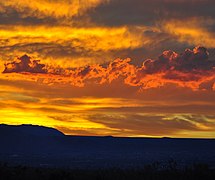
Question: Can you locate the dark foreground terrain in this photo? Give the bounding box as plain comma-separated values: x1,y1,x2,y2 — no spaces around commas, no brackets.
1,163,215,180
0,124,215,169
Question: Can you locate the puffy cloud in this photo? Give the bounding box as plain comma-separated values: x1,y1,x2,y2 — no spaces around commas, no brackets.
127,46,215,90
124,46,215,89
142,46,212,72
2,46,215,90
3,54,47,73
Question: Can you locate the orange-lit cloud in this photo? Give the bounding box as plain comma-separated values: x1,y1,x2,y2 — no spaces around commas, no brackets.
3,46,215,90
1,86,215,137
0,25,143,52
3,54,47,73
0,0,109,19
0,25,150,67
163,18,215,48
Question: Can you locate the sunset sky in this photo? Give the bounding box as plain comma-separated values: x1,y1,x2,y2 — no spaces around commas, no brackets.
0,0,215,138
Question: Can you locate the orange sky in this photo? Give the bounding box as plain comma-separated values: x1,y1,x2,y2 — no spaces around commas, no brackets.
0,0,215,138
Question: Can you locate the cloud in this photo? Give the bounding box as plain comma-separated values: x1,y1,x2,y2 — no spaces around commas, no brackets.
125,47,215,90
143,46,213,72
0,25,147,67
89,0,215,27
1,76,215,137
84,113,215,136
162,18,215,48
2,46,215,90
0,0,215,68
3,54,47,73
0,0,109,19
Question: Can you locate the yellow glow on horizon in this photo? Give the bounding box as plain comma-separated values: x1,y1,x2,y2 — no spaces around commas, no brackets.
0,108,53,127
0,107,108,132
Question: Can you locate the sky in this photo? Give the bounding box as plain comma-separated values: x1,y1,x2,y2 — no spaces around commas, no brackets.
0,0,215,138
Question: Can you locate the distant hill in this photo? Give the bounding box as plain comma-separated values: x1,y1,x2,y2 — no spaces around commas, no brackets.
0,124,64,137
0,124,215,168
0,124,65,157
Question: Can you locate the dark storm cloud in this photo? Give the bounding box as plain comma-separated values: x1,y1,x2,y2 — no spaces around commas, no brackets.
142,46,214,73
89,0,215,28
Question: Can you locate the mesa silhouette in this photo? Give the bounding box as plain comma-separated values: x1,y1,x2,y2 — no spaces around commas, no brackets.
0,124,215,168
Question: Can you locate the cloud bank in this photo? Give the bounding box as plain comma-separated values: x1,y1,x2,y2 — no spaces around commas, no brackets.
3,46,215,90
